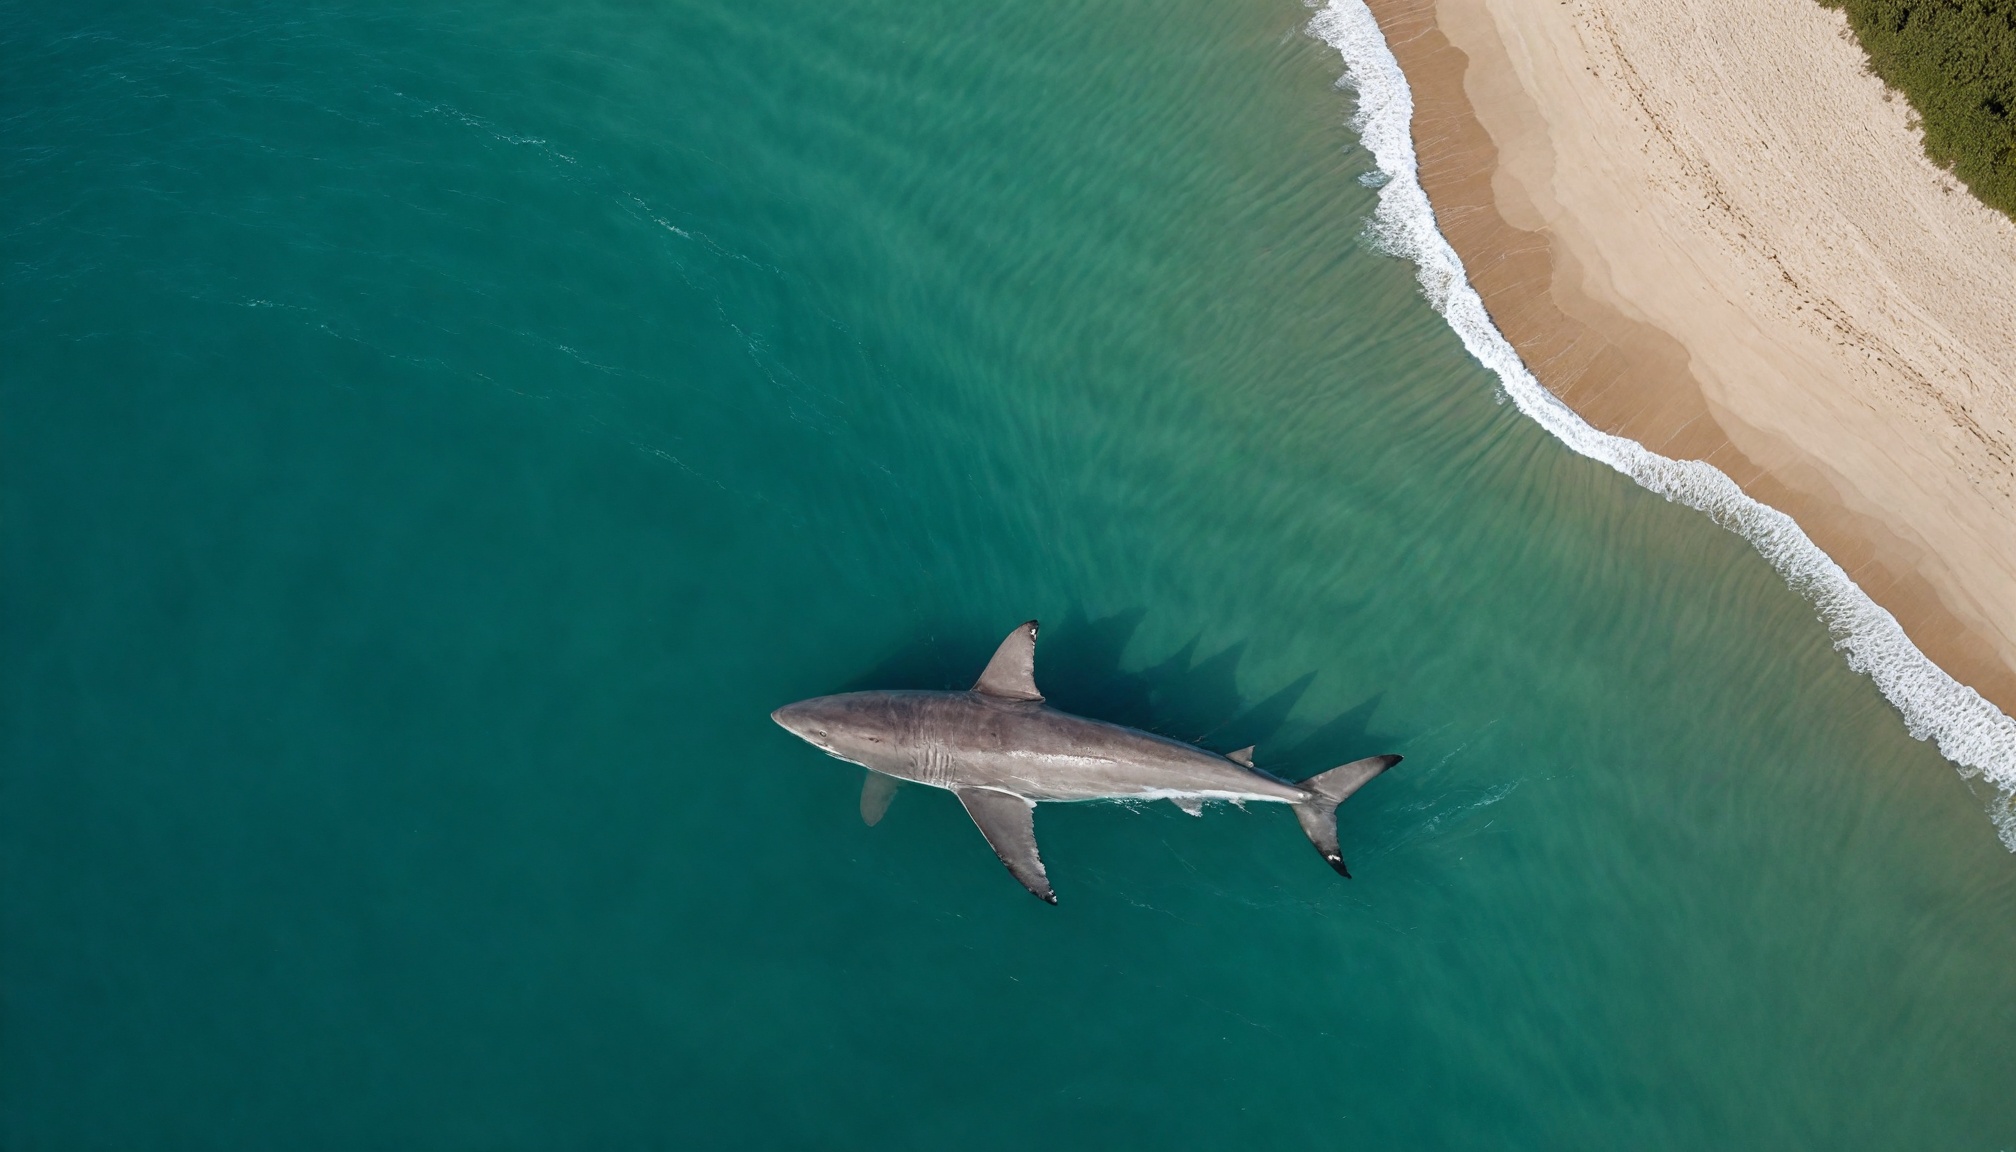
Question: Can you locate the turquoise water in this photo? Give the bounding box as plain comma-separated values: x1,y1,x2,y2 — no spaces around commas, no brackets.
4,0,2013,1146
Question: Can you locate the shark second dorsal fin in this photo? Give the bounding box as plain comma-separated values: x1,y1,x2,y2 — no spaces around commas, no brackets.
973,620,1043,702
1228,746,1255,767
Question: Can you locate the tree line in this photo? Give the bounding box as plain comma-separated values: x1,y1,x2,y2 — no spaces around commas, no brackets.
1822,0,2016,218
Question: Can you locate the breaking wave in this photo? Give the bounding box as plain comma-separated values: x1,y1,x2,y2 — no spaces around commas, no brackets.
1307,0,2016,848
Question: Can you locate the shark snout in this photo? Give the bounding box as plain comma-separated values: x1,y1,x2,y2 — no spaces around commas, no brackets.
774,694,891,767
771,700,829,746
771,702,807,735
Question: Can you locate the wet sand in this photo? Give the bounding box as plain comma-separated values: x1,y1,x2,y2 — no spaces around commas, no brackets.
1360,0,2016,713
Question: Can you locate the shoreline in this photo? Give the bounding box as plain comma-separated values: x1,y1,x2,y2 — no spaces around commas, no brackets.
1306,0,2016,839
1355,0,2016,715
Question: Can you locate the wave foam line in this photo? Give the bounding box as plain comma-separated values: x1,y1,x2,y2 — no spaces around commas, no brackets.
1308,0,2016,848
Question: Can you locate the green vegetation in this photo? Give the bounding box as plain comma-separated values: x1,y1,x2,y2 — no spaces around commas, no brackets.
1821,0,2016,218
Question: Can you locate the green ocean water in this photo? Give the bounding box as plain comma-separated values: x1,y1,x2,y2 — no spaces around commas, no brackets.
4,0,2014,1146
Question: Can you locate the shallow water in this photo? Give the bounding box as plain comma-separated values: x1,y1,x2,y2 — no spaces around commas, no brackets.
4,0,2013,1146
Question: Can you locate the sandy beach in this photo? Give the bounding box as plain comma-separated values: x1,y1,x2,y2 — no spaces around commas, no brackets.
1361,0,2016,712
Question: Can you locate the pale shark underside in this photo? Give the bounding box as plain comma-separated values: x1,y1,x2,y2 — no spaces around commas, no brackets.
772,621,1401,903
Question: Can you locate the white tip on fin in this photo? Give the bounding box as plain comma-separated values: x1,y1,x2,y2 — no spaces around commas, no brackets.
1172,795,1204,817
1228,746,1255,768
973,620,1043,702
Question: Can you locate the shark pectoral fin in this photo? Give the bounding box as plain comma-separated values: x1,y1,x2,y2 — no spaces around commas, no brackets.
1227,746,1255,768
1171,795,1204,817
972,621,1044,702
955,787,1055,904
860,771,900,826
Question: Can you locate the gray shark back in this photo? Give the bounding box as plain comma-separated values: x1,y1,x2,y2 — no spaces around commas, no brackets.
772,620,1401,902
819,689,1308,803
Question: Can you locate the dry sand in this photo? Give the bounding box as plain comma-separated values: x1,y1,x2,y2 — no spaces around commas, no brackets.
1361,0,2016,712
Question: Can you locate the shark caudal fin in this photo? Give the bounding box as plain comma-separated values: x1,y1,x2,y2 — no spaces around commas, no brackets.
1292,755,1402,879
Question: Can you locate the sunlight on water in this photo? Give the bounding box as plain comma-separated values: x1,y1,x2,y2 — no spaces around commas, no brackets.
4,0,2012,1146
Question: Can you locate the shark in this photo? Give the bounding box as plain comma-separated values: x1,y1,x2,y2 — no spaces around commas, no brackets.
771,620,1401,903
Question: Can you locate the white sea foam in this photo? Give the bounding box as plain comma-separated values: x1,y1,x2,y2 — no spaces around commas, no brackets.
1307,0,2016,848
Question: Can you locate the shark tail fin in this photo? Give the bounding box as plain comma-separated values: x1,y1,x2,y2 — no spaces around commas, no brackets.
1292,755,1402,879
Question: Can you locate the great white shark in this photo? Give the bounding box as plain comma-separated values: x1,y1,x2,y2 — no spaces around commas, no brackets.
772,621,1401,903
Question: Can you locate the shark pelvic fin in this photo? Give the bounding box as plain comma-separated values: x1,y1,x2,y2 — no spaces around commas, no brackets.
972,620,1043,702
955,787,1055,903
1171,795,1204,817
860,770,900,826
1227,746,1255,768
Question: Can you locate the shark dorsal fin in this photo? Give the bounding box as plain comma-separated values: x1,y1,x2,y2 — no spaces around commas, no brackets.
1228,746,1255,767
973,620,1043,702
